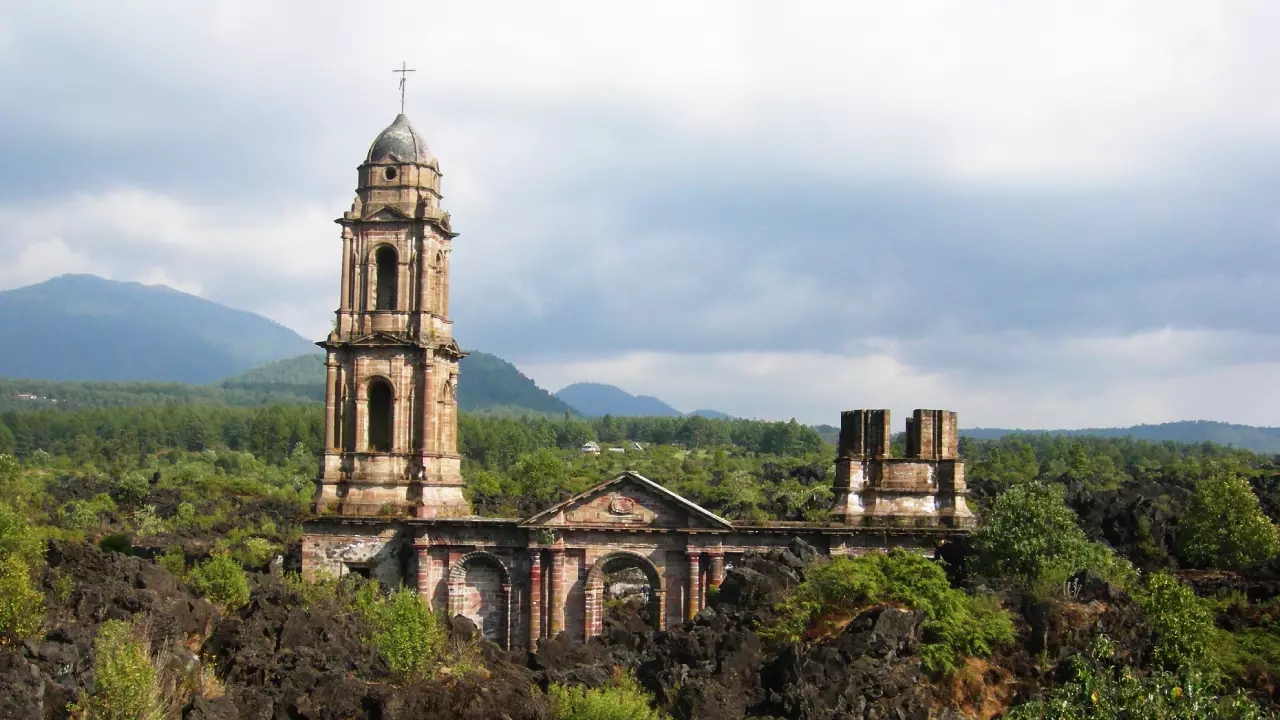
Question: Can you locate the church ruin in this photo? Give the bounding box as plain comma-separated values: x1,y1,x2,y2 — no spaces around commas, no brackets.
301,112,974,649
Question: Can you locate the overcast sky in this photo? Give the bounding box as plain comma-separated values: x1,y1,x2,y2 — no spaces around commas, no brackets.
2,1,1278,428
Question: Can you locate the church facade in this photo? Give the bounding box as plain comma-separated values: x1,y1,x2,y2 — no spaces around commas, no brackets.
301,114,974,650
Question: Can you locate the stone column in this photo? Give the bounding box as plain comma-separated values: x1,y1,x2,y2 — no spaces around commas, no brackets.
354,380,368,453
420,356,434,455
528,550,542,648
323,355,338,451
708,552,725,589
414,537,433,607
686,552,701,620
339,231,353,312
418,236,431,315
548,548,565,637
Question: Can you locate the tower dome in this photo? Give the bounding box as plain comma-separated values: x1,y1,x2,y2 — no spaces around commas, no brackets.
365,113,433,165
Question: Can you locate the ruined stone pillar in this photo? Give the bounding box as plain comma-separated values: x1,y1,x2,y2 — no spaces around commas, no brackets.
414,537,433,606
548,548,565,637
708,552,725,589
686,552,701,620
528,550,542,648
323,355,338,451
339,231,353,313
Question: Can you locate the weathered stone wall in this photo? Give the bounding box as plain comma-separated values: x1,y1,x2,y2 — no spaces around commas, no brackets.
303,518,964,650
302,524,411,587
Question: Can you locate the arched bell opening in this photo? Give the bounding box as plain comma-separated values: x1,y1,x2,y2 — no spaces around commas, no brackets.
367,378,394,453
374,245,398,311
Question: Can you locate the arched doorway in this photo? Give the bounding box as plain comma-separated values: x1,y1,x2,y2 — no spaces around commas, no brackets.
585,552,664,638
367,378,393,452
374,246,398,311
448,552,512,648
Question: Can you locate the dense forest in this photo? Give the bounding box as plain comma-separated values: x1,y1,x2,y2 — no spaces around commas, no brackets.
0,401,1278,717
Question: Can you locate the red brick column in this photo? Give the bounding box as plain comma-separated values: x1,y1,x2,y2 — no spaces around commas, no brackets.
502,581,512,650
447,550,464,619
686,552,701,620
709,552,726,589
414,538,433,606
528,550,542,648
548,548,565,637
585,583,602,639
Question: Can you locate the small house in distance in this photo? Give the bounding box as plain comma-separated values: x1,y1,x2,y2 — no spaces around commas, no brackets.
580,441,601,455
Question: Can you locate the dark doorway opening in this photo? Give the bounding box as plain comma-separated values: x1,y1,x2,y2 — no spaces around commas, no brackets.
375,246,398,311
368,379,393,452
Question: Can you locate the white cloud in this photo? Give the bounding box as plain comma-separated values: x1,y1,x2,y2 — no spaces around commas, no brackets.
0,188,341,338
521,327,1280,429
2,1,1280,428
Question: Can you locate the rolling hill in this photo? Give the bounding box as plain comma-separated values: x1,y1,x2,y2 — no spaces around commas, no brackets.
554,382,732,419
962,421,1280,455
0,275,574,415
0,274,315,384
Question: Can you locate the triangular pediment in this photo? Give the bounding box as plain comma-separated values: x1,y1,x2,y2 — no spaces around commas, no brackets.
521,471,732,530
363,205,414,222
348,331,418,347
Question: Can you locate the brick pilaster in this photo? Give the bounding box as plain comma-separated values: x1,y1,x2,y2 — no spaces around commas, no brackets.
709,552,726,589
549,548,565,637
414,537,433,607
528,550,542,648
686,552,702,620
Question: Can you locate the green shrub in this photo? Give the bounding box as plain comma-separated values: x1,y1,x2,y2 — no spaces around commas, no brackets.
171,502,196,529
99,533,133,555
132,505,167,537
233,537,277,569
1138,572,1215,671
0,503,45,569
549,672,665,720
60,493,117,531
113,471,152,504
73,620,163,720
970,482,1134,593
1007,636,1265,720
187,554,250,611
356,585,443,679
0,553,44,643
157,546,186,578
764,549,1013,674
1178,469,1280,570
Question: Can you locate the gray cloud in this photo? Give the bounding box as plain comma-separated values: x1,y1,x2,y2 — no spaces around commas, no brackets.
2,0,1280,426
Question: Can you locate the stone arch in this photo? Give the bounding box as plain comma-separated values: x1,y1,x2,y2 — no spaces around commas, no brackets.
447,551,512,648
366,376,394,453
585,551,664,638
373,244,398,311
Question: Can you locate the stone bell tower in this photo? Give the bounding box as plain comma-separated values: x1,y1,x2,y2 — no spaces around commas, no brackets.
314,113,470,518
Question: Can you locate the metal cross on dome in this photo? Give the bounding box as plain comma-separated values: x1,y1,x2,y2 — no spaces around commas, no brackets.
392,61,416,114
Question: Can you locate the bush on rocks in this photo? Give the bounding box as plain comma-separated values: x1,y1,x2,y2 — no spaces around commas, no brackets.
72,619,163,720
763,548,1013,674
1179,469,1280,571
188,553,250,612
971,482,1136,594
1138,572,1215,672
0,553,43,644
549,671,665,720
355,584,443,679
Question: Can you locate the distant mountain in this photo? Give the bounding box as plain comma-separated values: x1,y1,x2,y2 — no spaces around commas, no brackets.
688,409,733,420
554,383,731,419
555,383,682,417
455,352,576,414
0,275,315,384
962,420,1280,455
